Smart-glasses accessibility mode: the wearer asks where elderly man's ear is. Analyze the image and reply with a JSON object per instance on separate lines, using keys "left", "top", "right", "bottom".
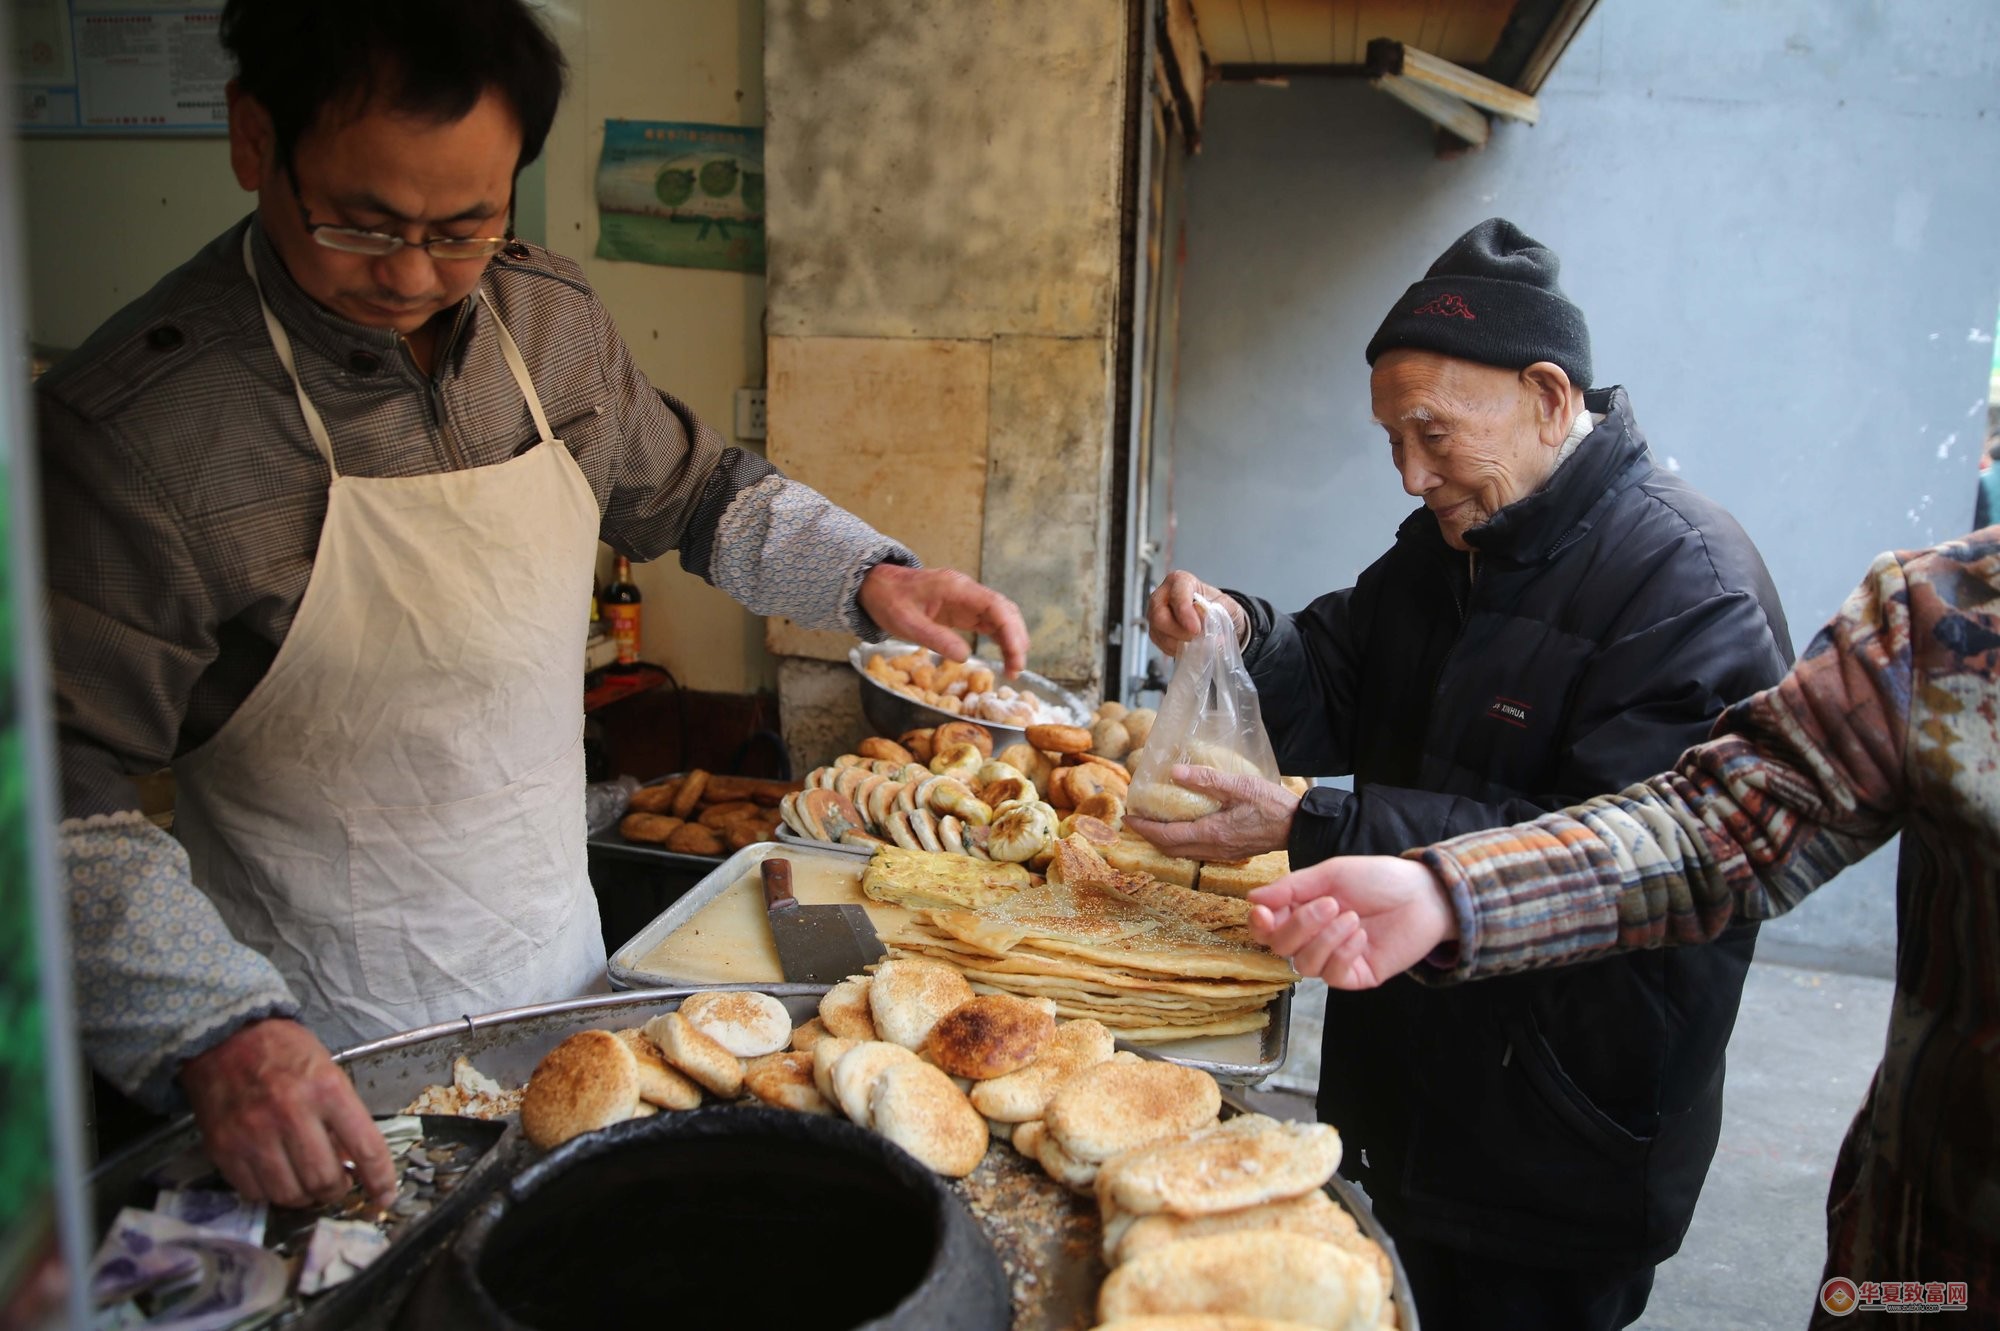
{"left": 1521, "top": 362, "right": 1580, "bottom": 448}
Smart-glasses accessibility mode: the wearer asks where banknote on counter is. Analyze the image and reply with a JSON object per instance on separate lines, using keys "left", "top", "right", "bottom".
{"left": 154, "top": 1189, "right": 268, "bottom": 1246}
{"left": 89, "top": 1208, "right": 286, "bottom": 1330}
{"left": 90, "top": 1208, "right": 204, "bottom": 1306}
{"left": 297, "top": 1218, "right": 390, "bottom": 1296}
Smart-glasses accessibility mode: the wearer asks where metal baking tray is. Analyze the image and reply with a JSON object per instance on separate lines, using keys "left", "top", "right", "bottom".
{"left": 604, "top": 841, "right": 1293, "bottom": 1085}
{"left": 91, "top": 987, "right": 1404, "bottom": 1331}
{"left": 850, "top": 640, "right": 1095, "bottom": 749}
{"left": 773, "top": 823, "right": 873, "bottom": 857}
{"left": 588, "top": 772, "right": 778, "bottom": 870}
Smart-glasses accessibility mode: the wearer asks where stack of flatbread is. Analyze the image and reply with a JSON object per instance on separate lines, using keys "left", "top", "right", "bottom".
{"left": 881, "top": 836, "right": 1296, "bottom": 1041}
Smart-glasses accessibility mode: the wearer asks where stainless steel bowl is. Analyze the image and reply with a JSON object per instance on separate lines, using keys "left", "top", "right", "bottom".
{"left": 849, "top": 640, "right": 1095, "bottom": 749}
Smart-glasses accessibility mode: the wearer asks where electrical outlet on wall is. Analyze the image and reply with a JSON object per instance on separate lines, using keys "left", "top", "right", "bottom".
{"left": 734, "top": 387, "right": 767, "bottom": 441}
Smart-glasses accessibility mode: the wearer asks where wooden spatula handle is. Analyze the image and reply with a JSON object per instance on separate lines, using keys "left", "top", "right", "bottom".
{"left": 762, "top": 857, "right": 796, "bottom": 911}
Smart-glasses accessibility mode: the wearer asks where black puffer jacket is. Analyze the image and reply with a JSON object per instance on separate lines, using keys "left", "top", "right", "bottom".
{"left": 1235, "top": 386, "right": 1792, "bottom": 1268}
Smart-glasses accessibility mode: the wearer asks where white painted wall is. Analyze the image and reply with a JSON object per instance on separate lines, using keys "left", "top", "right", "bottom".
{"left": 21, "top": 137, "right": 240, "bottom": 350}
{"left": 19, "top": 0, "right": 772, "bottom": 693}
{"left": 541, "top": 0, "right": 772, "bottom": 693}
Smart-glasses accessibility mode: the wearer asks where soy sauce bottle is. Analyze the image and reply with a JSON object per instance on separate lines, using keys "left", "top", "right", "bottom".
{"left": 604, "top": 556, "right": 643, "bottom": 672}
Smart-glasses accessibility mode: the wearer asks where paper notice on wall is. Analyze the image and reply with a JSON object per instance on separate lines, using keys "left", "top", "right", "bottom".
{"left": 594, "top": 120, "right": 766, "bottom": 273}
{"left": 14, "top": 0, "right": 229, "bottom": 135}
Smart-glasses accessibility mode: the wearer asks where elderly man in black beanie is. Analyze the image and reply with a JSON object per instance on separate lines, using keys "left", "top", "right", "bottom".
{"left": 1133, "top": 219, "right": 1793, "bottom": 1330}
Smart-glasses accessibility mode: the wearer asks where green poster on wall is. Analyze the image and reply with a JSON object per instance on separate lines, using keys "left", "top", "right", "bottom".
{"left": 594, "top": 120, "right": 766, "bottom": 273}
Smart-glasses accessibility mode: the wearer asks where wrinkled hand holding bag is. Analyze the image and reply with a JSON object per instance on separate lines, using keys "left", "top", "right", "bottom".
{"left": 1127, "top": 596, "right": 1282, "bottom": 820}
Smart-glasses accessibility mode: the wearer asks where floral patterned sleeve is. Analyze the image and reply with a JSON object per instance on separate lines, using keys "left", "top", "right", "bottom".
{"left": 706, "top": 474, "right": 918, "bottom": 638}
{"left": 65, "top": 812, "right": 298, "bottom": 1110}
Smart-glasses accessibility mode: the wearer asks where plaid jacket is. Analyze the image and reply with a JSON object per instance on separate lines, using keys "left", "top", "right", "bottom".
{"left": 1420, "top": 529, "right": 2000, "bottom": 1322}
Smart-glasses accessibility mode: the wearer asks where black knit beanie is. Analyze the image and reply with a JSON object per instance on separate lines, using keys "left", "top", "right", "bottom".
{"left": 1365, "top": 218, "right": 1592, "bottom": 389}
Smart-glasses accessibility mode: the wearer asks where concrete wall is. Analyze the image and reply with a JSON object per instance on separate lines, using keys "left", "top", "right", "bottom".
{"left": 1165, "top": 0, "right": 2000, "bottom": 975}
{"left": 535, "top": 0, "right": 771, "bottom": 694}
{"left": 762, "top": 0, "right": 1130, "bottom": 770}
{"left": 21, "top": 0, "right": 772, "bottom": 695}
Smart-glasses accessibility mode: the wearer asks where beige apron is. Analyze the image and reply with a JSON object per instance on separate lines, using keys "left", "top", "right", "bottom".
{"left": 170, "top": 234, "right": 606, "bottom": 1050}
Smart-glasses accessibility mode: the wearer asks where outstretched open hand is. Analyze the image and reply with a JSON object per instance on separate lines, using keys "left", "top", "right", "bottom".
{"left": 1247, "top": 855, "right": 1459, "bottom": 989}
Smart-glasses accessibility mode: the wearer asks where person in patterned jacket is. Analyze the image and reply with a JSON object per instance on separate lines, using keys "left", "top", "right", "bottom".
{"left": 1249, "top": 528, "right": 2000, "bottom": 1327}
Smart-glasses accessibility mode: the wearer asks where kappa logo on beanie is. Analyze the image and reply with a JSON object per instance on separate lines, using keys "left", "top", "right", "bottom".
{"left": 1365, "top": 218, "right": 1593, "bottom": 388}
{"left": 1412, "top": 293, "right": 1476, "bottom": 320}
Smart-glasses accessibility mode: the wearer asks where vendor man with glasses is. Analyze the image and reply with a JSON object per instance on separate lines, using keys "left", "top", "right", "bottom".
{"left": 42, "top": 0, "right": 1026, "bottom": 1213}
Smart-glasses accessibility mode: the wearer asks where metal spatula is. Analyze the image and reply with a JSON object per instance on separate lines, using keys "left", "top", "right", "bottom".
{"left": 761, "top": 856, "right": 884, "bottom": 984}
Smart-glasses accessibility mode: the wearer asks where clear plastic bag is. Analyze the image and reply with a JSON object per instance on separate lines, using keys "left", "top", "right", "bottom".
{"left": 1126, "top": 596, "right": 1282, "bottom": 820}
{"left": 584, "top": 774, "right": 643, "bottom": 836}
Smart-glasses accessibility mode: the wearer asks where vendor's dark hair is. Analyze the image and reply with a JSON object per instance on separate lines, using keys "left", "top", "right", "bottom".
{"left": 220, "top": 0, "right": 566, "bottom": 172}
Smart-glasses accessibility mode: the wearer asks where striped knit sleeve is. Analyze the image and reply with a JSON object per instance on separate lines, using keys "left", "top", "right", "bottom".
{"left": 1418, "top": 548, "right": 1917, "bottom": 982}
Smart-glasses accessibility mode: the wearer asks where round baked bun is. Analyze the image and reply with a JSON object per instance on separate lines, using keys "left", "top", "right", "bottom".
{"left": 869, "top": 1060, "right": 989, "bottom": 1177}
{"left": 925, "top": 993, "right": 1056, "bottom": 1080}
{"left": 869, "top": 958, "right": 976, "bottom": 1050}
{"left": 679, "top": 990, "right": 792, "bottom": 1057}
{"left": 1125, "top": 780, "right": 1221, "bottom": 822}
{"left": 612, "top": 1027, "right": 703, "bottom": 1110}
{"left": 1026, "top": 723, "right": 1092, "bottom": 755}
{"left": 818, "top": 975, "right": 878, "bottom": 1040}
{"left": 641, "top": 1011, "right": 744, "bottom": 1098}
{"left": 743, "top": 1050, "right": 835, "bottom": 1115}
{"left": 831, "top": 1040, "right": 921, "bottom": 1129}
{"left": 810, "top": 1036, "right": 859, "bottom": 1104}
{"left": 522, "top": 1030, "right": 641, "bottom": 1149}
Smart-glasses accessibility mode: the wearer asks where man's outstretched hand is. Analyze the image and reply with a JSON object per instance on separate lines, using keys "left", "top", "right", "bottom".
{"left": 859, "top": 563, "right": 1029, "bottom": 677}
{"left": 179, "top": 1017, "right": 398, "bottom": 1210}
{"left": 1247, "top": 855, "right": 1460, "bottom": 989}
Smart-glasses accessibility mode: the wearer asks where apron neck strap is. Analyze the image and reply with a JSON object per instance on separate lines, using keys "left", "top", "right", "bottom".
{"left": 242, "top": 229, "right": 341, "bottom": 477}
{"left": 479, "top": 290, "right": 556, "bottom": 446}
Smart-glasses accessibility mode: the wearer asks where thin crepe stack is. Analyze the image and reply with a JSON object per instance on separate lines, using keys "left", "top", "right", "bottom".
{"left": 879, "top": 836, "right": 1295, "bottom": 1042}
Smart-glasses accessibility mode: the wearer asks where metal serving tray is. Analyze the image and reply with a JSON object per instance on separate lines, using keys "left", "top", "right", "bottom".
{"left": 773, "top": 823, "right": 873, "bottom": 857}
{"left": 90, "top": 987, "right": 1406, "bottom": 1331}
{"left": 605, "top": 841, "right": 1293, "bottom": 1085}
{"left": 587, "top": 772, "right": 770, "bottom": 871}
{"left": 850, "top": 639, "right": 1096, "bottom": 748}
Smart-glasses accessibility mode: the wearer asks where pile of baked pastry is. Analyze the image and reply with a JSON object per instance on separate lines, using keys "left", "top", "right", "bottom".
{"left": 616, "top": 770, "right": 798, "bottom": 856}
{"left": 861, "top": 648, "right": 1087, "bottom": 728}
{"left": 511, "top": 958, "right": 1392, "bottom": 1331}
{"left": 779, "top": 717, "right": 1135, "bottom": 865}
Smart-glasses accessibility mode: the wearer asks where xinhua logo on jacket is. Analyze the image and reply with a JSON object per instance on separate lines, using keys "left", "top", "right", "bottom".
{"left": 1485, "top": 696, "right": 1531, "bottom": 729}
{"left": 1412, "top": 293, "right": 1476, "bottom": 320}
